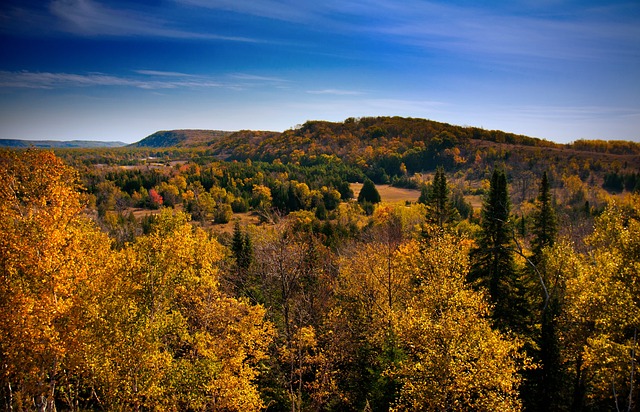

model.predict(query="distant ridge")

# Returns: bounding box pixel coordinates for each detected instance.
[131,129,233,148]
[0,139,127,148]
[129,117,640,159]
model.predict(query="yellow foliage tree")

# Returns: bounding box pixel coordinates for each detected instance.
[557,196,640,410]
[0,149,114,411]
[390,233,525,411]
[88,209,274,411]
[0,151,274,411]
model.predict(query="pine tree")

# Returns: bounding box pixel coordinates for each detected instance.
[469,169,528,334]
[531,171,557,262]
[532,172,561,410]
[424,167,459,227]
[232,221,253,270]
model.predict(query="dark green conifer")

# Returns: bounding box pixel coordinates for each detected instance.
[424,167,459,227]
[531,171,557,262]
[532,172,562,411]
[358,178,381,204]
[232,221,253,270]
[469,169,528,334]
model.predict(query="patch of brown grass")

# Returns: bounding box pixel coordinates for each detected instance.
[350,183,420,203]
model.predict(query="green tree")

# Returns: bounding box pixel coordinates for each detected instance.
[422,166,459,227]
[530,171,561,410]
[232,221,253,271]
[531,171,557,262]
[358,179,381,204]
[469,169,528,334]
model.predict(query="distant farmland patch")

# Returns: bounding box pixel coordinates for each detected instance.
[351,183,421,203]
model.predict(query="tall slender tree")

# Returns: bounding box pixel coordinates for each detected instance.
[531,171,557,262]
[526,171,562,411]
[469,169,528,334]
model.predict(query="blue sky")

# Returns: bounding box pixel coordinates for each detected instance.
[1,0,639,143]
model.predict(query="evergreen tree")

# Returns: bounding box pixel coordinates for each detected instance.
[232,221,253,271]
[418,183,431,205]
[532,172,561,411]
[424,167,459,227]
[531,171,557,262]
[358,178,381,204]
[469,169,528,334]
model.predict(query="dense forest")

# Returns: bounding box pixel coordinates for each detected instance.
[1,116,639,411]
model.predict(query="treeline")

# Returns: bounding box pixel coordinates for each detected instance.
[568,139,640,155]
[2,149,639,411]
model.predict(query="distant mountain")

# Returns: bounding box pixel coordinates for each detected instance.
[131,130,233,148]
[0,139,127,148]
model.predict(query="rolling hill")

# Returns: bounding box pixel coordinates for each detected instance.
[0,139,126,148]
[131,129,233,148]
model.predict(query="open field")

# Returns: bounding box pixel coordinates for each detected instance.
[350,183,421,203]
[350,183,484,212]
[466,195,483,210]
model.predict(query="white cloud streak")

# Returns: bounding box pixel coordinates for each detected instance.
[175,0,640,62]
[48,0,258,41]
[510,105,640,121]
[0,70,224,89]
[0,70,298,91]
[134,70,199,77]
[307,89,364,96]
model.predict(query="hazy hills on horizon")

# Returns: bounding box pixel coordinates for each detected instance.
[0,139,127,149]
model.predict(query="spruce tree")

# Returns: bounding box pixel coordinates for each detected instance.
[232,221,253,270]
[469,169,528,333]
[424,167,459,227]
[531,171,557,262]
[532,172,561,411]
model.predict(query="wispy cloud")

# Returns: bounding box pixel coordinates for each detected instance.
[175,0,317,24]
[176,0,640,62]
[48,0,258,41]
[510,105,640,121]
[307,89,364,96]
[135,70,199,77]
[0,70,223,89]
[7,0,638,63]
[0,70,298,91]
[229,73,290,83]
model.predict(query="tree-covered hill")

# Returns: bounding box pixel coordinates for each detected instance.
[131,129,233,148]
[131,117,640,176]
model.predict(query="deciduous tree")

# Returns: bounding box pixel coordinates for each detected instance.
[391,233,526,411]
[0,149,113,411]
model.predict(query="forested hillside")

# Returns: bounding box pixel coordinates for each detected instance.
[132,129,233,148]
[1,116,639,411]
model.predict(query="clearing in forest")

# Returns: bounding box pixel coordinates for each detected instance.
[350,183,421,203]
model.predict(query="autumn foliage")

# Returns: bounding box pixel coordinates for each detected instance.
[0,150,273,411]
[1,148,639,411]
